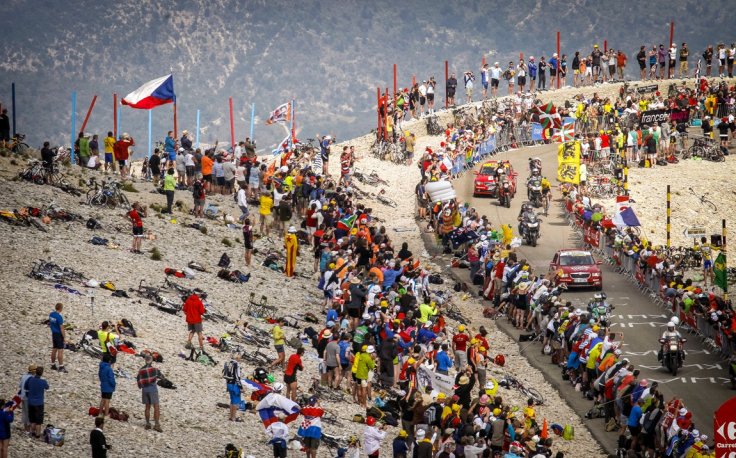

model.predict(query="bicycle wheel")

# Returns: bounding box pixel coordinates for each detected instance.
[88,192,107,207]
[688,146,704,158]
[117,192,131,210]
[522,386,545,405]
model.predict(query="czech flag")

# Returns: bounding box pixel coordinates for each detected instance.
[121,74,176,109]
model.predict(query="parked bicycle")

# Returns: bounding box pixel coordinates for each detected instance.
[688,187,718,212]
[498,374,545,405]
[86,177,131,210]
[29,259,87,284]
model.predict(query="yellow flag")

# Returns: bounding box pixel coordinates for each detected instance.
[557,141,581,163]
[557,162,580,184]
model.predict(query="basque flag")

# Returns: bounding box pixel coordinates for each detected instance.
[121,74,176,109]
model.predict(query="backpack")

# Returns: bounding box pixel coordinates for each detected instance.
[224,444,242,458]
[86,218,102,230]
[193,181,205,200]
[218,252,231,268]
[562,424,575,440]
[157,376,176,389]
[223,360,240,384]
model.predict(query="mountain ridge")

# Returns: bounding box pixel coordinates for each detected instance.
[0,0,729,149]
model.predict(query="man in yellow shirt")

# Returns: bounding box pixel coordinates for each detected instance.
[104,131,116,174]
[258,191,273,236]
[97,321,118,365]
[269,318,286,370]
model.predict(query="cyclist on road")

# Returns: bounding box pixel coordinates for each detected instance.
[541,177,552,214]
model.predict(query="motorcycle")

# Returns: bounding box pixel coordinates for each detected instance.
[498,181,511,208]
[587,292,613,328]
[521,212,541,247]
[528,178,543,208]
[658,336,686,376]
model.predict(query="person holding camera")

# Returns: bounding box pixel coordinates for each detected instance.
[464,71,476,104]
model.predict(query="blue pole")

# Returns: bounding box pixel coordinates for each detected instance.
[148,109,152,159]
[71,91,77,164]
[249,103,255,141]
[116,106,121,140]
[196,109,200,148]
[11,82,16,137]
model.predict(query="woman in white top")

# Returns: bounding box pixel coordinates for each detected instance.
[516,60,527,92]
[718,44,727,76]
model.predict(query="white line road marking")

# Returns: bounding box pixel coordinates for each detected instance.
[624,349,711,356]
[610,321,669,328]
[639,363,723,370]
[648,376,731,384]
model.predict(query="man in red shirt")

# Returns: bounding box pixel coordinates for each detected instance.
[284,347,305,401]
[113,133,134,179]
[182,293,206,352]
[126,203,144,254]
[452,325,470,371]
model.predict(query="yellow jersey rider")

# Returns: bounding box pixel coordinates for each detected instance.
[540,177,552,213]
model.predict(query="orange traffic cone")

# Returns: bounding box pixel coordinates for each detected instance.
[540,418,549,440]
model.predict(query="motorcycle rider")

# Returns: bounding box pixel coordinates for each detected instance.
[658,321,683,362]
[517,202,536,237]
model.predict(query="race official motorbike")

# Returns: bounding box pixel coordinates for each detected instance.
[528,178,543,208]
[498,181,511,208]
[520,211,541,247]
[658,335,686,376]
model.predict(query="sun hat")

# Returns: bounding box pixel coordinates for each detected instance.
[288,226,297,233]
[366,345,376,354]
[322,330,332,339]
[458,375,470,385]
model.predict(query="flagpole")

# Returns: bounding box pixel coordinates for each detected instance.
[116,106,121,141]
[229,97,235,152]
[113,93,118,139]
[196,109,200,149]
[173,102,178,139]
[71,91,77,164]
[11,82,16,137]
[249,103,255,141]
[148,109,152,159]
[80,95,98,134]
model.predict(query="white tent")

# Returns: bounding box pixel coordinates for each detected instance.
[425,180,456,203]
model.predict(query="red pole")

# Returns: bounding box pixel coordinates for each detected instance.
[80,95,97,134]
[482,56,486,67]
[520,52,523,61]
[112,93,118,139]
[376,87,381,140]
[228,97,235,151]
[444,60,449,109]
[669,21,674,47]
[173,103,178,139]
[412,75,416,87]
[604,40,608,53]
[393,64,397,97]
[556,31,561,89]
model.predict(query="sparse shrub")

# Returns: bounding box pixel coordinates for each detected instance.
[121,182,139,193]
[150,246,162,261]
[222,237,233,247]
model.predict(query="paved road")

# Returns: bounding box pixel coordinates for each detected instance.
[450,142,732,451]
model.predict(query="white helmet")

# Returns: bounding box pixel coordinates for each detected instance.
[670,316,680,326]
[272,382,284,393]
[666,321,675,330]
[85,279,100,288]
